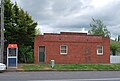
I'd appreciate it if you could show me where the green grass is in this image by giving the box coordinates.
[54,64,120,70]
[22,64,51,70]
[21,64,120,71]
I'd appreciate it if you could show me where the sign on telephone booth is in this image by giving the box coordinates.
[7,44,18,68]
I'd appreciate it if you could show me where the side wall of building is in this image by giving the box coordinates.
[34,33,110,64]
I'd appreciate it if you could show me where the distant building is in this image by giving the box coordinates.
[34,32,110,64]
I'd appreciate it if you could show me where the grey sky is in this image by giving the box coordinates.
[11,0,120,39]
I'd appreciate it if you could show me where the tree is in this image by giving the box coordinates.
[118,35,120,42]
[4,0,37,63]
[19,44,34,63]
[110,40,120,56]
[88,18,111,38]
[5,2,37,46]
[35,28,41,35]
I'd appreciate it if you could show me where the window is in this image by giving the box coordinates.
[8,48,16,56]
[60,45,68,54]
[97,45,103,55]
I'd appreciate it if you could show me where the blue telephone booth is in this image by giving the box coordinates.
[7,44,18,68]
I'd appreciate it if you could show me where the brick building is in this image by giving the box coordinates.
[34,32,110,64]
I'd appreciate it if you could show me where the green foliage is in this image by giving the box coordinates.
[19,45,34,63]
[4,1,37,46]
[110,40,120,55]
[88,18,111,38]
[4,0,38,63]
[35,28,41,35]
[118,35,120,42]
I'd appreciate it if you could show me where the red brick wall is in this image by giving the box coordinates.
[34,32,110,64]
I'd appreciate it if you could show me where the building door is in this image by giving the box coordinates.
[84,48,91,63]
[39,46,45,62]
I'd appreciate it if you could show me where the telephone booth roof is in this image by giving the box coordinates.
[8,44,18,48]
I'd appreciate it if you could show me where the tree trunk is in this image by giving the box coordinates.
[113,50,116,56]
[24,54,27,63]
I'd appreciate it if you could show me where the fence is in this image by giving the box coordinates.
[110,56,120,64]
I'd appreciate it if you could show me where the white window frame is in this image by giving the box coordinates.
[97,45,103,55]
[60,45,68,54]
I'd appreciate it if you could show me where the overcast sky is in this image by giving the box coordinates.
[11,0,120,39]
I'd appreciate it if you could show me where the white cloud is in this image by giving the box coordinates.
[11,0,120,39]
[11,0,20,4]
[90,0,113,8]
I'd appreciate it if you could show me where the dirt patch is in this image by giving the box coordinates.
[17,65,24,70]
[42,67,52,70]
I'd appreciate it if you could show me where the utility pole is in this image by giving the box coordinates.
[0,0,4,63]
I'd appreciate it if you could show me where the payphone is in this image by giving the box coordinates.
[7,44,18,68]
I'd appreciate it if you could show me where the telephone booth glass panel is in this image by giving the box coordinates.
[8,48,16,56]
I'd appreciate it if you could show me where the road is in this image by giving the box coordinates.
[0,71,120,81]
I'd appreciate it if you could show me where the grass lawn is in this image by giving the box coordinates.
[20,64,120,71]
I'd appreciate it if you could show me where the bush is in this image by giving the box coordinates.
[19,45,34,63]
[26,51,34,63]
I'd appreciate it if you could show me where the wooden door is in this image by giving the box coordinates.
[39,46,45,62]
